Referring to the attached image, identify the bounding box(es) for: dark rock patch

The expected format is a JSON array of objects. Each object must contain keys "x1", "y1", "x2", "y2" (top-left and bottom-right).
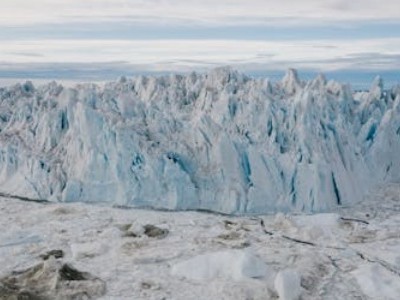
[
  {"x1": 59, "y1": 264, "x2": 88, "y2": 281},
  {"x1": 40, "y1": 249, "x2": 64, "y2": 261},
  {"x1": 0, "y1": 260, "x2": 106, "y2": 300},
  {"x1": 143, "y1": 225, "x2": 169, "y2": 238}
]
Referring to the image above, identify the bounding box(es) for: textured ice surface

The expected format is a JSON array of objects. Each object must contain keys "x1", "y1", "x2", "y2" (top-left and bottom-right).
[
  {"x1": 0, "y1": 67, "x2": 399, "y2": 213},
  {"x1": 171, "y1": 250, "x2": 268, "y2": 281},
  {"x1": 1, "y1": 184, "x2": 400, "y2": 299}
]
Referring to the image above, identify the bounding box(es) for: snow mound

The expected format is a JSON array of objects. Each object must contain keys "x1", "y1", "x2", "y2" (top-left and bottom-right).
[
  {"x1": 351, "y1": 264, "x2": 400, "y2": 300},
  {"x1": 292, "y1": 213, "x2": 341, "y2": 241},
  {"x1": 0, "y1": 68, "x2": 399, "y2": 213},
  {"x1": 171, "y1": 250, "x2": 268, "y2": 281}
]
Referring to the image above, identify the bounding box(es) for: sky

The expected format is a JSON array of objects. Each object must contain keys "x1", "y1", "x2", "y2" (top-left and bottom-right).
[{"x1": 0, "y1": 0, "x2": 399, "y2": 87}]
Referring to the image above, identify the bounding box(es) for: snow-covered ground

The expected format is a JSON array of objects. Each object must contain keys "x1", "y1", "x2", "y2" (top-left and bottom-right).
[{"x1": 1, "y1": 184, "x2": 399, "y2": 299}]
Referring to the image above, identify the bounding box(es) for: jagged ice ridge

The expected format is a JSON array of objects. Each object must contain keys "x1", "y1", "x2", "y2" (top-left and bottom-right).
[{"x1": 0, "y1": 67, "x2": 399, "y2": 214}]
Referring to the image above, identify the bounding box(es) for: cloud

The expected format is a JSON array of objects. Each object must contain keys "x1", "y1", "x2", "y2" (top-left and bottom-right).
[
  {"x1": 1, "y1": 0, "x2": 400, "y2": 26},
  {"x1": 1, "y1": 38, "x2": 399, "y2": 72}
]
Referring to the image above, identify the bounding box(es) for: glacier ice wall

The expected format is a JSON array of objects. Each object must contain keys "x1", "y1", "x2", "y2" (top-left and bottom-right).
[{"x1": 0, "y1": 68, "x2": 399, "y2": 214}]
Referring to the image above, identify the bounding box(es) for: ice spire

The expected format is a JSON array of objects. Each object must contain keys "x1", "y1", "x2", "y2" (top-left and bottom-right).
[
  {"x1": 282, "y1": 68, "x2": 301, "y2": 94},
  {"x1": 370, "y1": 76, "x2": 384, "y2": 99}
]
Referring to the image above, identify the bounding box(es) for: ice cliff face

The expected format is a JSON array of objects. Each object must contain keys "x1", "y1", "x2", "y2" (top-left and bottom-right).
[{"x1": 0, "y1": 67, "x2": 399, "y2": 214}]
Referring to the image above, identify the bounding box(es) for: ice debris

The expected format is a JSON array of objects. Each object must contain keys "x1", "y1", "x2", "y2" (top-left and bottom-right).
[
  {"x1": 171, "y1": 250, "x2": 268, "y2": 281},
  {"x1": 274, "y1": 269, "x2": 301, "y2": 300}
]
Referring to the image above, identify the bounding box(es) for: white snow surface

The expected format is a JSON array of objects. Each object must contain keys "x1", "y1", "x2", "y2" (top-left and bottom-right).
[
  {"x1": 0, "y1": 67, "x2": 400, "y2": 213},
  {"x1": 1, "y1": 183, "x2": 400, "y2": 299},
  {"x1": 171, "y1": 249, "x2": 269, "y2": 281}
]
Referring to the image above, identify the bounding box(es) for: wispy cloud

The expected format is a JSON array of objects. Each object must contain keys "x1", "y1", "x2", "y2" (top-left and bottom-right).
[
  {"x1": 2, "y1": 0, "x2": 400, "y2": 26},
  {"x1": 1, "y1": 1, "x2": 399, "y2": 82},
  {"x1": 1, "y1": 39, "x2": 399, "y2": 71}
]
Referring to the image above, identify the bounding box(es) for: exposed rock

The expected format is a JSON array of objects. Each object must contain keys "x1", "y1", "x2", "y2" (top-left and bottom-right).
[
  {"x1": 40, "y1": 249, "x2": 64, "y2": 261},
  {"x1": 143, "y1": 225, "x2": 169, "y2": 239},
  {"x1": 217, "y1": 231, "x2": 241, "y2": 241},
  {"x1": 0, "y1": 260, "x2": 106, "y2": 300},
  {"x1": 223, "y1": 220, "x2": 237, "y2": 229}
]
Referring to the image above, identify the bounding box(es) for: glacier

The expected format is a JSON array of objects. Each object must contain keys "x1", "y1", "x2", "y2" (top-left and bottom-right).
[{"x1": 0, "y1": 67, "x2": 399, "y2": 214}]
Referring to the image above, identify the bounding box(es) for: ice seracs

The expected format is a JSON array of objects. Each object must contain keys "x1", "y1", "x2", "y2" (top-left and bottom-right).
[
  {"x1": 0, "y1": 67, "x2": 399, "y2": 214},
  {"x1": 281, "y1": 68, "x2": 303, "y2": 95}
]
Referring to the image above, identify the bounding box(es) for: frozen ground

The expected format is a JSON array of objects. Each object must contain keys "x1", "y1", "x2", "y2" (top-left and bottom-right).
[{"x1": 1, "y1": 184, "x2": 399, "y2": 299}]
